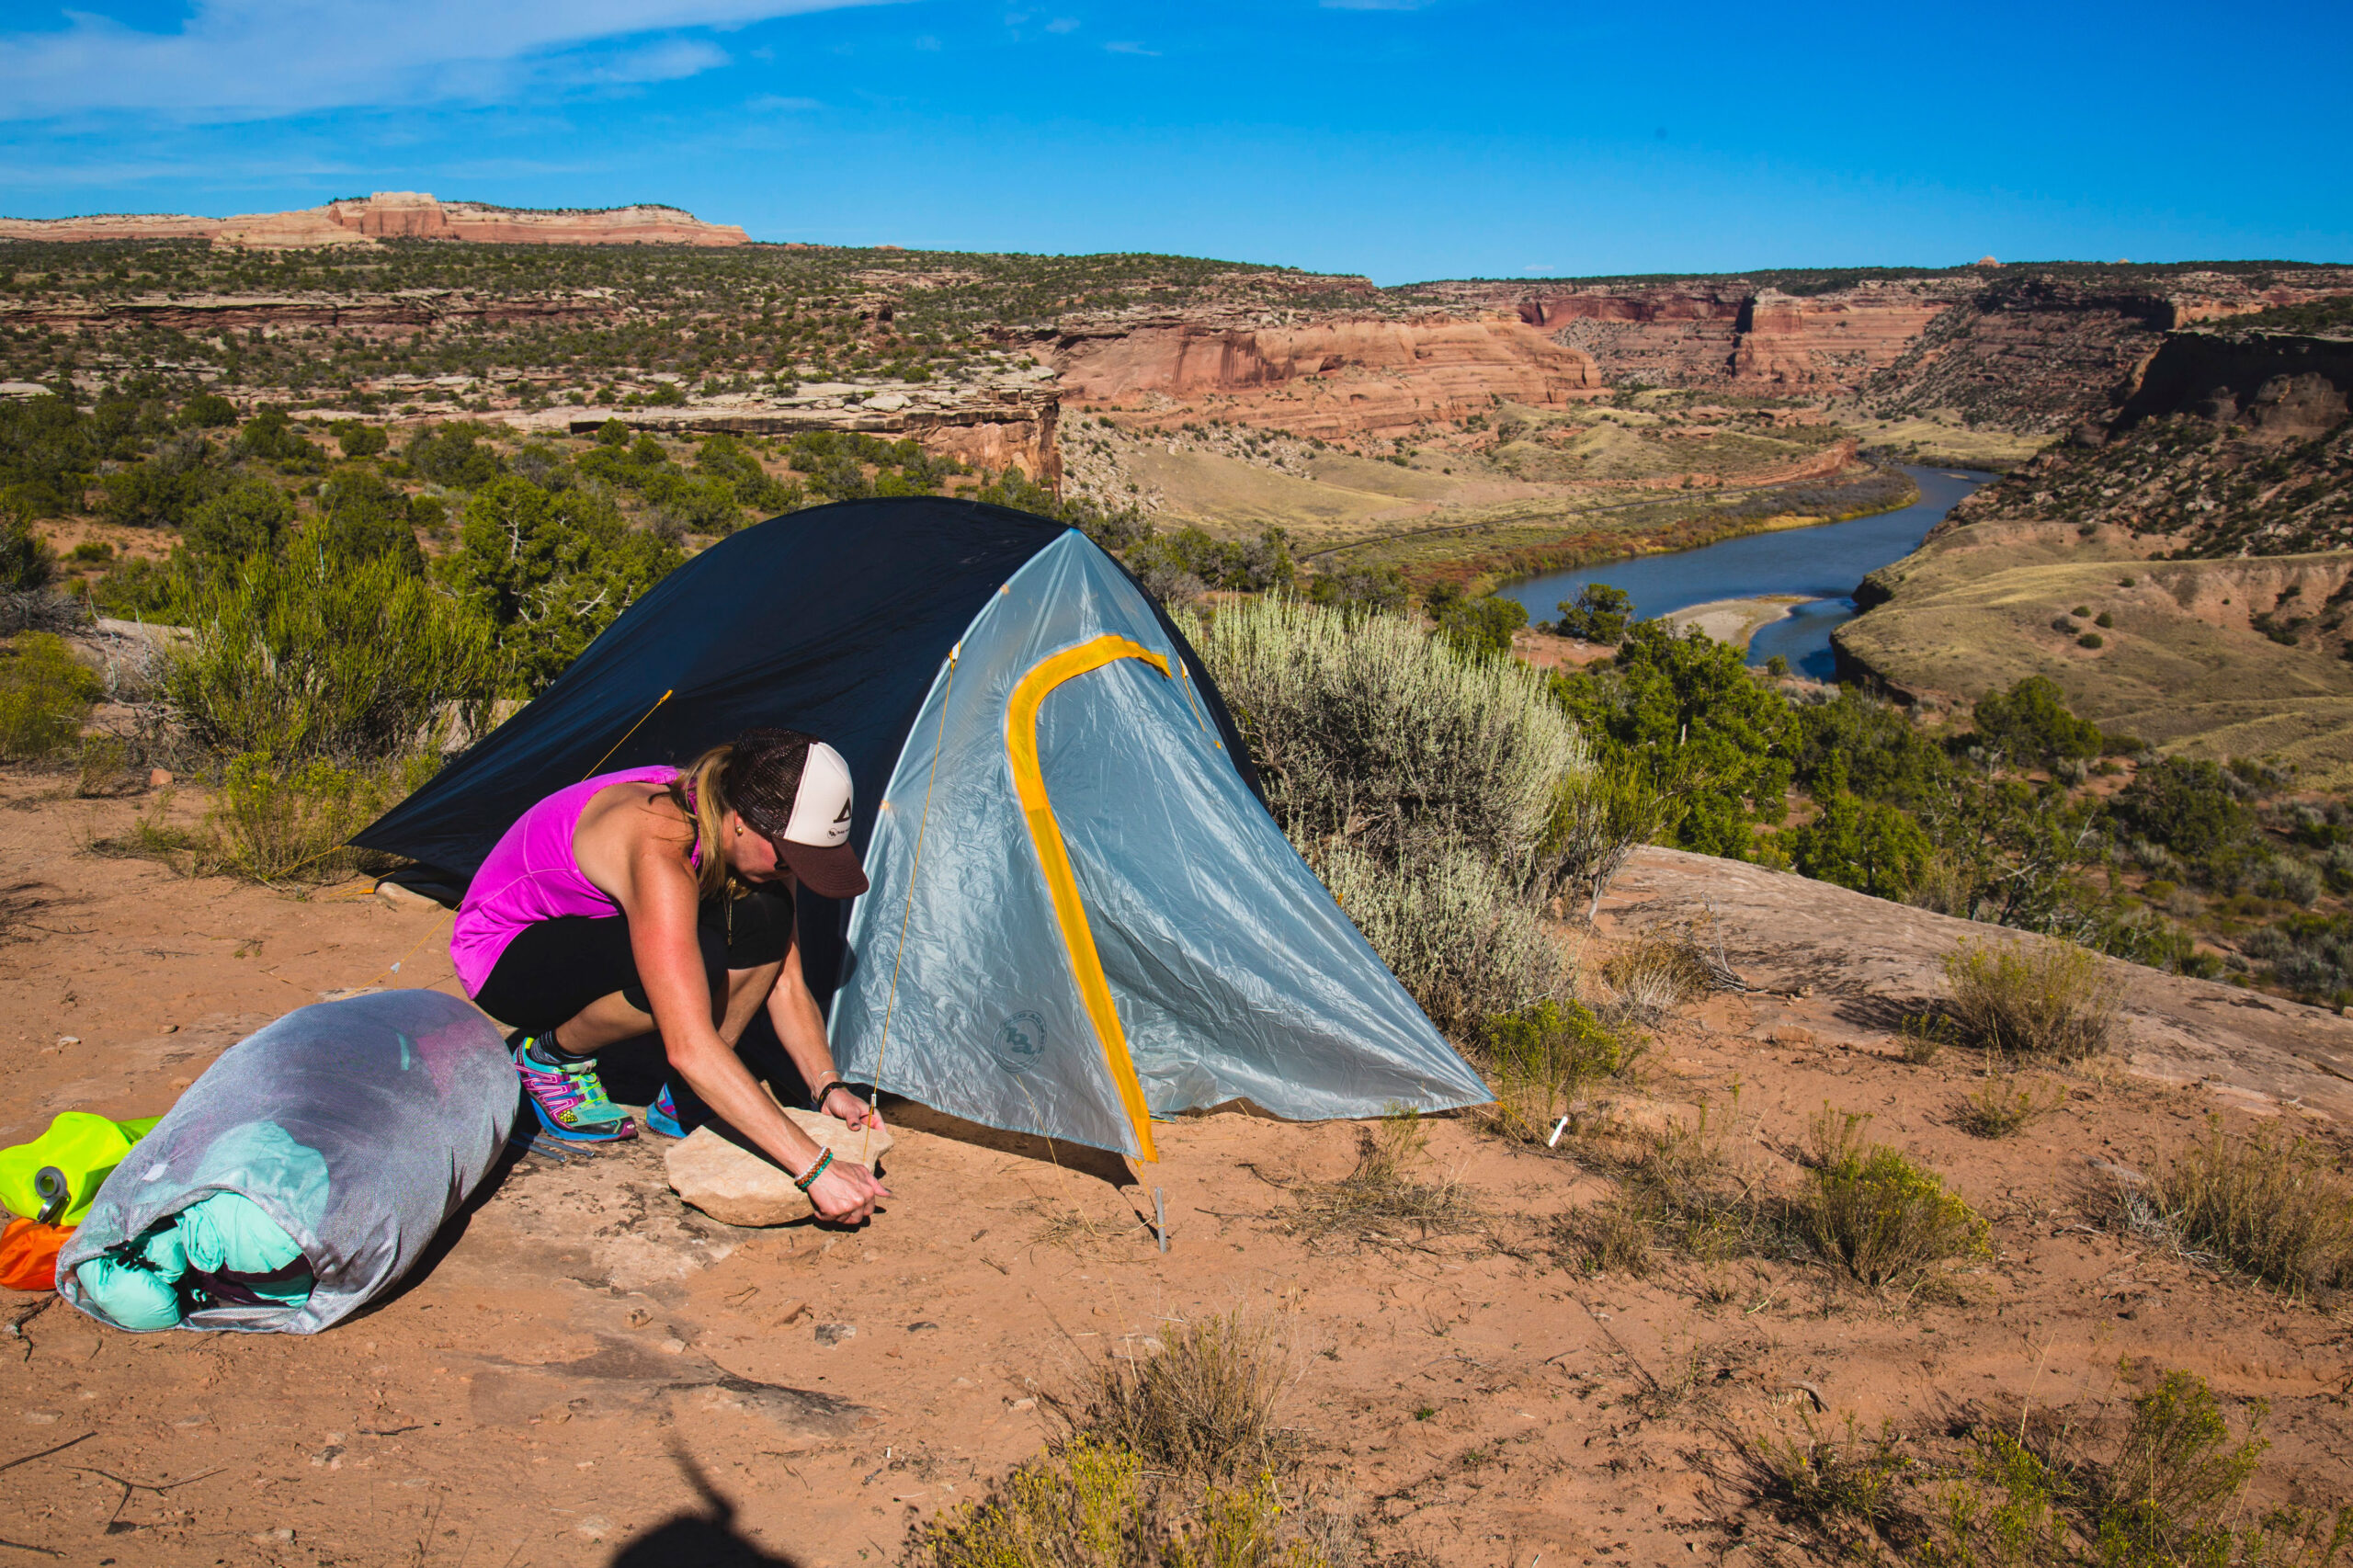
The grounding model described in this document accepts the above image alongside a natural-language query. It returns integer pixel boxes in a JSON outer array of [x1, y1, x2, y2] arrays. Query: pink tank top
[[449, 766, 682, 997]]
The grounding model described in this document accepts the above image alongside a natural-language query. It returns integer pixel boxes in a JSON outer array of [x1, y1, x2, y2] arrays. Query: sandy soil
[[1, 778, 2349, 1567]]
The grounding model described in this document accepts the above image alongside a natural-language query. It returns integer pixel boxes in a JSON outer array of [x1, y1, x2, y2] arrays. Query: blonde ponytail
[[666, 744, 735, 901]]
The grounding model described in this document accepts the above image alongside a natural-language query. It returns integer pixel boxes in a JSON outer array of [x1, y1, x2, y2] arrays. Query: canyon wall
[[1043, 314, 1598, 438], [0, 192, 748, 250], [2112, 329, 2353, 438]]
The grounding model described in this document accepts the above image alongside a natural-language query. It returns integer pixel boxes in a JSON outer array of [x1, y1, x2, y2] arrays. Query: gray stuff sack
[[57, 990, 519, 1335]]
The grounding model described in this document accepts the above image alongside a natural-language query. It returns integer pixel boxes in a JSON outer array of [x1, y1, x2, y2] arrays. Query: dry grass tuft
[[1601, 931, 1714, 1026], [1278, 1112, 1480, 1252], [1057, 1311, 1297, 1484], [1954, 1072, 2067, 1139], [2154, 1117, 2353, 1295], [1803, 1108, 1989, 1290], [1556, 1197, 1655, 1277], [1941, 937, 2123, 1062]]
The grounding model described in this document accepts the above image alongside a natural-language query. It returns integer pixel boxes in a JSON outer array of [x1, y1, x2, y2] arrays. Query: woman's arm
[[612, 832, 888, 1222], [766, 937, 881, 1132]]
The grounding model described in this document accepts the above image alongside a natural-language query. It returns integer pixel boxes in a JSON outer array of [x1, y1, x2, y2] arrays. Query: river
[[1495, 465, 1993, 678]]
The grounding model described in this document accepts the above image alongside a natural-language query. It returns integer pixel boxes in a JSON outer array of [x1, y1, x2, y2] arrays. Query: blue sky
[[1, 0, 2347, 285]]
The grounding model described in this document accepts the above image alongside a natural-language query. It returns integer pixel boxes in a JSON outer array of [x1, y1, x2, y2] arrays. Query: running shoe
[[644, 1081, 706, 1140], [514, 1038, 637, 1142]]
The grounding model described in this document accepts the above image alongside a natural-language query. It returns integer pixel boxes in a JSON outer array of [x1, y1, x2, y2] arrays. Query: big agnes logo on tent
[[995, 1012, 1046, 1072]]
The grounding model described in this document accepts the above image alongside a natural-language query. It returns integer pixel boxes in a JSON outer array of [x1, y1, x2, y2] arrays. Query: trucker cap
[[730, 729, 869, 899]]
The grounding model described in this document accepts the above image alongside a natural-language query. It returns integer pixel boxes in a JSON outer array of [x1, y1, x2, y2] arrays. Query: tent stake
[[1154, 1187, 1168, 1253]]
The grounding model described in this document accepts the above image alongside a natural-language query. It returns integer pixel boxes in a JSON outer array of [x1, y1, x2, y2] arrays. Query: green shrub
[[2112, 757, 2256, 860], [1941, 937, 2122, 1061], [1804, 1108, 1988, 1288], [0, 631, 101, 760], [1972, 675, 2104, 768], [1, 503, 55, 590], [1541, 756, 1673, 919], [1555, 582, 1631, 643], [2078, 631, 2106, 649], [164, 540, 499, 760], [203, 751, 404, 882], [2155, 1118, 2353, 1295], [1478, 998, 1634, 1142], [907, 1437, 1329, 1568]]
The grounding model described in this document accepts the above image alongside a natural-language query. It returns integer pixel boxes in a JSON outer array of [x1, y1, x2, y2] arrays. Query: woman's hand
[[815, 1081, 884, 1133], [806, 1158, 890, 1224]]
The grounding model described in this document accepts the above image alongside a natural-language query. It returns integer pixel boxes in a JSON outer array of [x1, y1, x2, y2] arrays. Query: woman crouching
[[449, 728, 889, 1225]]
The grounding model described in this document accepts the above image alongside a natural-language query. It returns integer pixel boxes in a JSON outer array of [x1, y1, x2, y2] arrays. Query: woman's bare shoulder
[[574, 779, 695, 868]]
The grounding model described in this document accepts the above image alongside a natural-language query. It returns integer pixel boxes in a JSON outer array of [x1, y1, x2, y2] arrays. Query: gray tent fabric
[[832, 529, 1490, 1159], [58, 991, 517, 1335]]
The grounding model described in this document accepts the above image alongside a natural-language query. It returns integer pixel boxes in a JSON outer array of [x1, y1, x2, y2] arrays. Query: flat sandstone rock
[[665, 1108, 895, 1227]]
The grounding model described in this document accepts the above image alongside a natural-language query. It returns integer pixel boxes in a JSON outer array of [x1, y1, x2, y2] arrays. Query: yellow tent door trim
[[1006, 635, 1171, 1163]]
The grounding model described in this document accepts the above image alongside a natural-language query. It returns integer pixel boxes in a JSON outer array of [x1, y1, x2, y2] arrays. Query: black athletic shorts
[[471, 885, 797, 1034]]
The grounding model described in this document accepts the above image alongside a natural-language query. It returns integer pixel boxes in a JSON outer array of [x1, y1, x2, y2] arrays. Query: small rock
[[1767, 1027, 1815, 1047], [148, 768, 174, 789], [158, 1024, 177, 1034], [665, 1108, 896, 1226], [55, 1036, 78, 1048], [907, 1322, 938, 1333], [814, 1323, 857, 1346]]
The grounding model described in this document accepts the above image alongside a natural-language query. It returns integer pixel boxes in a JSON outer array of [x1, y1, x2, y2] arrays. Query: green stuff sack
[[0, 1114, 162, 1227], [76, 1224, 185, 1333]]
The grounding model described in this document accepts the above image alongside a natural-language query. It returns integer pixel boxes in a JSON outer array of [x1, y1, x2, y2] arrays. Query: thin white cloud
[[0, 0, 904, 121], [1044, 16, 1079, 31], [1102, 39, 1157, 54], [745, 93, 823, 110]]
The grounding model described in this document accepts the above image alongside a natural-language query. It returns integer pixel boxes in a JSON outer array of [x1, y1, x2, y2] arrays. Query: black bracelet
[[810, 1079, 852, 1114]]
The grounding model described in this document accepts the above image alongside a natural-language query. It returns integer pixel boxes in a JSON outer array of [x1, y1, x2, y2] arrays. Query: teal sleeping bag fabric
[[58, 992, 517, 1335]]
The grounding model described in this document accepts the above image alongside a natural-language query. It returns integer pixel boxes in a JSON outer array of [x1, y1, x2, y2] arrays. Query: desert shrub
[[404, 422, 504, 489], [183, 476, 295, 569], [202, 751, 408, 883], [1316, 842, 1564, 1032], [1804, 1109, 1988, 1288], [1554, 582, 1631, 643], [164, 539, 499, 761], [1552, 619, 1794, 860], [2244, 915, 2353, 1003], [1971, 675, 2104, 768], [907, 1437, 1330, 1568], [0, 503, 55, 591], [1907, 1370, 2350, 1568], [1955, 1072, 2065, 1139], [1058, 1311, 1294, 1483], [1783, 786, 1935, 900], [2112, 757, 2256, 861], [1187, 599, 1590, 870], [442, 475, 683, 696], [1753, 1415, 1910, 1540], [1541, 757, 1673, 919], [1898, 1010, 1957, 1064], [2154, 1118, 2353, 1294], [176, 392, 238, 429], [0, 631, 101, 760], [332, 421, 388, 460], [98, 432, 219, 528], [1185, 597, 1586, 1030], [1477, 998, 1635, 1142], [1941, 937, 2122, 1062], [1302, 561, 1411, 616], [1434, 591, 1527, 660], [2252, 856, 2323, 907]]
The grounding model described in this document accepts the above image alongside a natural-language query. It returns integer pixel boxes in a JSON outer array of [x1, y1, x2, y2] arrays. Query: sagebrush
[[1942, 937, 2122, 1061], [2154, 1118, 2353, 1295]]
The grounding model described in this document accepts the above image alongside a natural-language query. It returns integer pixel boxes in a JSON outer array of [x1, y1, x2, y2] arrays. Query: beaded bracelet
[[792, 1148, 835, 1193]]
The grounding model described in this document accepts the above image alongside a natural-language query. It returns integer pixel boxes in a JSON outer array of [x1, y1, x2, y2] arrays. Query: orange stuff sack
[[0, 1218, 71, 1292]]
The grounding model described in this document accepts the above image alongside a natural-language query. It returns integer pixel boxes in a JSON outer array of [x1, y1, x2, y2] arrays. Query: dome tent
[[356, 497, 1488, 1161]]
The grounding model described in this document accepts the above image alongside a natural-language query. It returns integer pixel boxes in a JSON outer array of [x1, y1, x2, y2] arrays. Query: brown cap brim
[[778, 838, 869, 900]]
